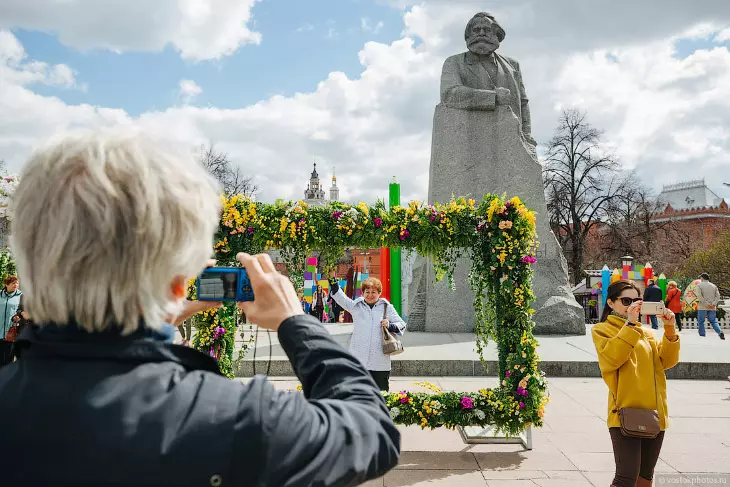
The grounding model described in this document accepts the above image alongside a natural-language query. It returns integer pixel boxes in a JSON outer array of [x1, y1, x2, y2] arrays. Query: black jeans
[[609, 427, 665, 487], [369, 370, 390, 392]]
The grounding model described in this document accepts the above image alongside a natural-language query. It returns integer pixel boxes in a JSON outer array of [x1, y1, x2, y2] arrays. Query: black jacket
[[0, 315, 400, 486], [643, 284, 663, 303]]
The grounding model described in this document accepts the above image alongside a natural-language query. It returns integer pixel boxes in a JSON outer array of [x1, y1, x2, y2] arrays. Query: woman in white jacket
[[329, 277, 406, 391]]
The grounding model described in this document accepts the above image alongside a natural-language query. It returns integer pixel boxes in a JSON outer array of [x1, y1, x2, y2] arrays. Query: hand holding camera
[[235, 253, 304, 331]]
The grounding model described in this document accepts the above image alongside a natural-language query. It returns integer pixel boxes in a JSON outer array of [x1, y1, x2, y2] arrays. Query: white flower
[[431, 401, 442, 410], [475, 409, 486, 420], [390, 407, 400, 419]]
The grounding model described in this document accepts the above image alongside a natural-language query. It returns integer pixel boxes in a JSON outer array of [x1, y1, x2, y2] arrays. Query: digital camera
[[196, 267, 254, 302], [640, 301, 665, 316]]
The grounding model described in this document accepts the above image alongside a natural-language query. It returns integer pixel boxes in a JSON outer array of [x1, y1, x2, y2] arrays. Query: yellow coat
[[591, 315, 680, 430]]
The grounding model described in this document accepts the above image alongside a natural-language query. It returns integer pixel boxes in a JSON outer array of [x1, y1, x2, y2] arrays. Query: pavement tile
[[581, 471, 615, 487], [395, 452, 480, 471], [659, 433, 729, 454], [361, 478, 385, 487], [484, 480, 538, 487], [660, 453, 730, 473], [532, 479, 593, 487], [398, 426, 472, 452], [480, 470, 546, 480], [542, 416, 607, 434], [542, 432, 613, 454], [473, 451, 576, 472], [542, 471, 590, 481], [384, 470, 488, 486]]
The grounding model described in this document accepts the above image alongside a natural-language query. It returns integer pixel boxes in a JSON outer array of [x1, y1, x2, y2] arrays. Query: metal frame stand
[[458, 424, 533, 450]]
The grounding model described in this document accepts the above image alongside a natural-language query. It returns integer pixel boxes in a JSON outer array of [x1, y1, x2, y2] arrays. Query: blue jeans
[[697, 309, 723, 336], [648, 315, 658, 329]]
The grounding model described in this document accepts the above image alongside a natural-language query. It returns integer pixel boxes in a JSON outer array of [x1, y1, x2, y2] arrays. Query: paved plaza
[[254, 376, 730, 486]]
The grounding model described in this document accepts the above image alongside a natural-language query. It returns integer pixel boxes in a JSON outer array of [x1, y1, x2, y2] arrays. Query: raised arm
[[330, 287, 357, 313], [249, 315, 400, 486], [591, 323, 642, 373], [440, 55, 496, 110]]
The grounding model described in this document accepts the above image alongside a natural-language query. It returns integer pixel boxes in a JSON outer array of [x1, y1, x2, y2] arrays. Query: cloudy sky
[[1, 0, 730, 204]]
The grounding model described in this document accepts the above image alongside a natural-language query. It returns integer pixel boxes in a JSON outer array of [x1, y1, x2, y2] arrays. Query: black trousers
[[0, 340, 13, 367], [369, 370, 390, 392], [609, 427, 665, 487]]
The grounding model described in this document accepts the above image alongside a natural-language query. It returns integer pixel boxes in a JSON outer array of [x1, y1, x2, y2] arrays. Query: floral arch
[[190, 193, 548, 436]]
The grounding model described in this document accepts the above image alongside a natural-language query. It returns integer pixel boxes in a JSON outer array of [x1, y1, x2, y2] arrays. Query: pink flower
[[247, 226, 255, 235], [461, 396, 474, 409], [521, 256, 537, 264], [373, 217, 383, 228], [429, 214, 436, 222], [505, 371, 510, 378], [519, 402, 525, 409], [399, 229, 410, 241], [332, 211, 343, 220], [400, 396, 409, 404]]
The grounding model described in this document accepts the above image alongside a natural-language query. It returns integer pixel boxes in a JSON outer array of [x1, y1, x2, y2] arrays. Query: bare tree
[[198, 144, 257, 198], [543, 109, 627, 284], [601, 181, 667, 262]]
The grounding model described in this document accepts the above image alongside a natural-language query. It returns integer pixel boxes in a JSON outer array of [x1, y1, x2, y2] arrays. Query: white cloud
[[296, 23, 315, 33], [178, 79, 202, 104], [361, 17, 384, 34], [327, 27, 339, 39], [3, 1, 730, 206], [715, 27, 730, 43], [0, 29, 78, 88], [0, 0, 261, 61]]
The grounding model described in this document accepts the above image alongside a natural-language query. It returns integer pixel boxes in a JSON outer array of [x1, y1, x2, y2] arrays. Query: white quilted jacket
[[331, 289, 406, 371]]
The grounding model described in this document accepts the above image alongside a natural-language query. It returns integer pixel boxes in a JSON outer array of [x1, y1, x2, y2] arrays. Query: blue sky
[[1, 0, 729, 203], [13, 0, 406, 115]]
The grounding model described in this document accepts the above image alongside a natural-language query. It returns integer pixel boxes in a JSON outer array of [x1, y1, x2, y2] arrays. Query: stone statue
[[440, 12, 537, 153], [406, 12, 585, 335]]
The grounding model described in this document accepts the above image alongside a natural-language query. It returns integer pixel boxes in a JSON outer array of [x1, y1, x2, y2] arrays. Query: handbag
[[614, 333, 661, 438], [5, 324, 19, 342], [381, 303, 404, 355]]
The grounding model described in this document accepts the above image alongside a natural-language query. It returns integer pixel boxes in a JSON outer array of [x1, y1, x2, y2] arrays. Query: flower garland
[[185, 193, 546, 434]]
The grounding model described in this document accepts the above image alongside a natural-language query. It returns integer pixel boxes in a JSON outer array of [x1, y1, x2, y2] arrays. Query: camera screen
[[198, 271, 238, 300]]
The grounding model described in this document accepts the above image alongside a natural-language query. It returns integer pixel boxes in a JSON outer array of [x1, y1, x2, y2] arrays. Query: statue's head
[[465, 12, 505, 56]]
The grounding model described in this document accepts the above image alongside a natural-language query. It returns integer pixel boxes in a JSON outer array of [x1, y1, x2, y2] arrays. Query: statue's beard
[[467, 38, 499, 55]]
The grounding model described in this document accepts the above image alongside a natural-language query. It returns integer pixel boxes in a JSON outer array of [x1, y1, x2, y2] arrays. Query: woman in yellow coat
[[592, 280, 680, 487]]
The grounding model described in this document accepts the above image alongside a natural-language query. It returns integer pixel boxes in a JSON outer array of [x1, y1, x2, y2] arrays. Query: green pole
[[389, 177, 402, 315]]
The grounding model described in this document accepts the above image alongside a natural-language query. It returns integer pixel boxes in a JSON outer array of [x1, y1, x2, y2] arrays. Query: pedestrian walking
[[642, 279, 663, 329], [0, 275, 22, 367], [664, 281, 683, 332], [329, 277, 406, 391], [592, 280, 680, 487], [696, 273, 725, 339]]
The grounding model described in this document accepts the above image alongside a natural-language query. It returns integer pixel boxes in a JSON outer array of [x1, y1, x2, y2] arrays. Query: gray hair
[[10, 128, 221, 334], [464, 12, 506, 43]]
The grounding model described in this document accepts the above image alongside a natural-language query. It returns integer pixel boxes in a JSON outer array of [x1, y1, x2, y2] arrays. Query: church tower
[[329, 168, 339, 202], [303, 162, 326, 206]]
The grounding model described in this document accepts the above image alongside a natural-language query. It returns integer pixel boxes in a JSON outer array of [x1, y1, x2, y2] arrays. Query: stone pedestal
[[407, 104, 585, 335]]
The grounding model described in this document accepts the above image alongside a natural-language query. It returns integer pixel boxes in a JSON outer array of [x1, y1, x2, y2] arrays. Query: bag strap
[[382, 302, 388, 321]]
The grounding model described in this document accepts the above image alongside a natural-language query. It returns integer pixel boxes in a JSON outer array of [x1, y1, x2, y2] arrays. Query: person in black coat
[[643, 279, 664, 329], [0, 130, 399, 487]]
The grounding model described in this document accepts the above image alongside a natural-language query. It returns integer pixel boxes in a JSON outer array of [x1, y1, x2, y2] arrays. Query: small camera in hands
[[196, 267, 254, 302]]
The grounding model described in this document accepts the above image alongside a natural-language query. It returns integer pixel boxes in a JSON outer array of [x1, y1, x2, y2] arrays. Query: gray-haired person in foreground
[[0, 130, 400, 486]]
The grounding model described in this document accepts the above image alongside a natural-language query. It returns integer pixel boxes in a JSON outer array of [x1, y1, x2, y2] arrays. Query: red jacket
[[665, 287, 683, 314]]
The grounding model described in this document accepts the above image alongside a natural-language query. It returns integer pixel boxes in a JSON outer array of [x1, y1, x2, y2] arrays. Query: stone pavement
[[254, 376, 730, 487], [235, 324, 730, 379]]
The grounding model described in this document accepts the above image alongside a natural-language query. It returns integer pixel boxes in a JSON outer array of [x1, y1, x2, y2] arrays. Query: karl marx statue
[[440, 12, 537, 151]]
